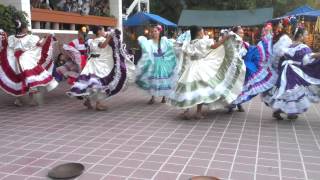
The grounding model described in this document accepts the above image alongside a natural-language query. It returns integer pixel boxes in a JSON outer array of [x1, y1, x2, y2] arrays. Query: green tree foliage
[[122, 0, 320, 23], [273, 0, 320, 16], [149, 0, 183, 23], [0, 4, 29, 35]]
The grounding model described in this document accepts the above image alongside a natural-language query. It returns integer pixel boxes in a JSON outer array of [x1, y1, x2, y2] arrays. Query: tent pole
[[138, 0, 141, 12]]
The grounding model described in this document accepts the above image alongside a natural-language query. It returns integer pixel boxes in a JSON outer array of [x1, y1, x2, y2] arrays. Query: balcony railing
[[31, 8, 117, 31]]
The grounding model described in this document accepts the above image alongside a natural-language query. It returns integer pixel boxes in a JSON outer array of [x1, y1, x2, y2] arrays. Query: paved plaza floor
[[0, 83, 320, 180]]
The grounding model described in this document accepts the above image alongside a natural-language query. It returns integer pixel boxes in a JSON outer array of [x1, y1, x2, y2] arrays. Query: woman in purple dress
[[263, 26, 320, 120]]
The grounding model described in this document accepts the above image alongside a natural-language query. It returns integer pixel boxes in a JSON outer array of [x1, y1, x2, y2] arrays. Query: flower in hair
[[265, 23, 272, 30], [283, 17, 290, 26], [262, 23, 273, 36], [15, 20, 21, 29], [156, 25, 163, 32], [289, 16, 298, 26]]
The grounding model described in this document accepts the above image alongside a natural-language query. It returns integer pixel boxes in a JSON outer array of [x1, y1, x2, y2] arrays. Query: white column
[[146, 0, 150, 13], [34, 21, 41, 29], [137, 0, 141, 12], [45, 22, 51, 29], [70, 24, 76, 31], [109, 0, 123, 39], [53, 23, 59, 30], [0, 0, 32, 29]]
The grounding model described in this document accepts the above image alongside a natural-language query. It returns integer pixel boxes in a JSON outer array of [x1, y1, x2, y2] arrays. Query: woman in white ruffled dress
[[169, 26, 246, 119], [67, 26, 135, 110]]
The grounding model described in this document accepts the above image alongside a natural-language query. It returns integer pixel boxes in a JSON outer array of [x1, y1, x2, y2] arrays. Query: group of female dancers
[[1, 18, 320, 121]]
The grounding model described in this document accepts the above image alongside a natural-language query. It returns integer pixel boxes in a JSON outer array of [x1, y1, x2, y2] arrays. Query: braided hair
[[153, 25, 163, 53], [292, 26, 305, 41]]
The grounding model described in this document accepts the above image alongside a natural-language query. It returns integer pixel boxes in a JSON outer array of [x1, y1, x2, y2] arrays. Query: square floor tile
[[109, 167, 135, 177], [130, 169, 156, 179], [140, 161, 163, 170], [161, 163, 184, 173], [90, 164, 113, 174], [119, 159, 143, 168], [230, 171, 254, 180], [153, 172, 178, 180], [183, 165, 206, 175]]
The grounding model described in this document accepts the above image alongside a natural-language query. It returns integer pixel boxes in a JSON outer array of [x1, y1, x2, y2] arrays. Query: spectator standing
[[81, 0, 90, 15], [63, 0, 73, 12], [56, 0, 66, 10], [71, 0, 79, 13], [31, 0, 41, 8]]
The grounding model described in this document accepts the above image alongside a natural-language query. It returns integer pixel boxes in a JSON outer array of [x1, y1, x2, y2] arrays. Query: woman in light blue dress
[[136, 25, 177, 104]]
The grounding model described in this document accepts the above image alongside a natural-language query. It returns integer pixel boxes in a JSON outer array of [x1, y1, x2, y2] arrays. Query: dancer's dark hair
[[292, 26, 305, 41], [92, 26, 104, 36], [15, 19, 27, 34], [190, 25, 202, 40], [153, 25, 164, 52], [232, 26, 241, 33]]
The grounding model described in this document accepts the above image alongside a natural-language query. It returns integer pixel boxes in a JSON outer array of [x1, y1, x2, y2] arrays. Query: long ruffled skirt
[[169, 42, 246, 109], [67, 31, 135, 100], [136, 54, 177, 97], [232, 38, 277, 105], [263, 60, 320, 114], [0, 34, 58, 96]]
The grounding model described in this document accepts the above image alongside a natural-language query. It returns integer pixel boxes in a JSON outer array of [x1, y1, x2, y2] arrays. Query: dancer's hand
[[0, 31, 7, 40], [223, 34, 231, 41], [37, 34, 51, 47], [99, 33, 112, 48], [211, 35, 229, 49], [104, 30, 114, 37], [57, 41, 64, 48], [312, 53, 320, 59]]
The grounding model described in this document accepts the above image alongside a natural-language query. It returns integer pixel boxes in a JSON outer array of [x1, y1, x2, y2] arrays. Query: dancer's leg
[[148, 96, 155, 104], [83, 98, 93, 109], [195, 104, 204, 119], [273, 110, 283, 120], [287, 114, 298, 120], [180, 109, 191, 120], [14, 97, 23, 107], [161, 96, 166, 103], [237, 104, 245, 112], [95, 92, 108, 111]]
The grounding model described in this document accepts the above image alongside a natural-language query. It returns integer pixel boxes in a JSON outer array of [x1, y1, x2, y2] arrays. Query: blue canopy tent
[[284, 5, 315, 16], [270, 5, 316, 22], [124, 12, 177, 27], [268, 5, 320, 51], [297, 10, 320, 20]]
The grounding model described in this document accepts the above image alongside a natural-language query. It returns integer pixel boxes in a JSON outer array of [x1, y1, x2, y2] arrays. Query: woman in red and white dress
[[60, 27, 90, 85], [0, 20, 58, 106], [67, 29, 89, 69]]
